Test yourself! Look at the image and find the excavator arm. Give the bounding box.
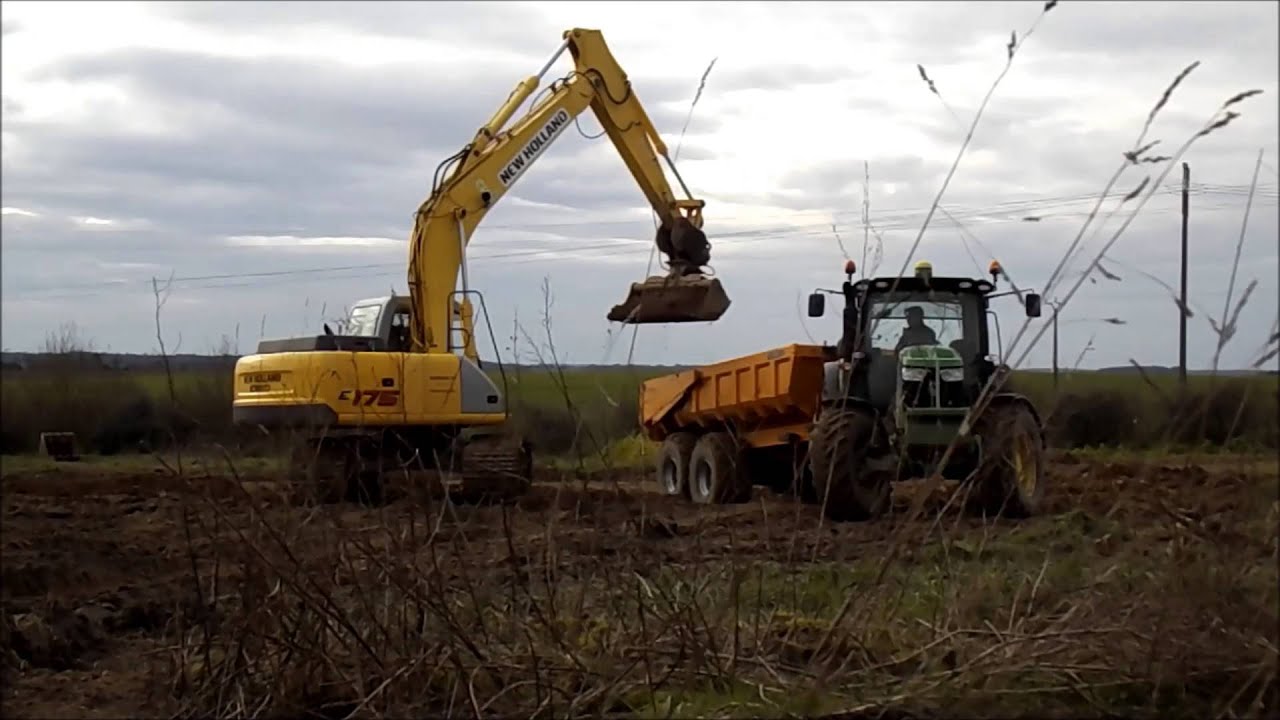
[407,28,731,355]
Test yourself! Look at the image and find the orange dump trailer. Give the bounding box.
[639,343,834,504]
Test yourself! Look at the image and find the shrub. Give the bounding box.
[1160,379,1279,448]
[2,363,1275,457]
[1046,390,1144,448]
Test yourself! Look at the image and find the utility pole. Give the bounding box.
[1052,303,1060,390]
[1179,162,1189,390]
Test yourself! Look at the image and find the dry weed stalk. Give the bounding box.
[122,6,1275,720]
[803,4,1270,712]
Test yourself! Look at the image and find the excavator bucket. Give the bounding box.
[608,274,731,324]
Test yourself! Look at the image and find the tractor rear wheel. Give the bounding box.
[655,432,697,498]
[966,402,1045,518]
[688,432,751,505]
[807,407,891,522]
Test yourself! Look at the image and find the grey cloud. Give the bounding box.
[4,44,710,246]
[38,44,714,150]
[137,2,721,124]
[36,48,531,163]
[670,143,716,162]
[788,69,1277,223]
[4,125,379,241]
[502,132,714,216]
[1030,1,1277,63]
[712,64,855,93]
[887,1,1275,66]
[0,212,404,293]
[777,155,940,206]
[149,0,561,48]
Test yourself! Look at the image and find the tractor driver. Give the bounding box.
[895,305,938,351]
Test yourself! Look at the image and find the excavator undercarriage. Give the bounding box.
[288,427,534,505]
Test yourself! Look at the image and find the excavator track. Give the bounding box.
[450,434,535,500]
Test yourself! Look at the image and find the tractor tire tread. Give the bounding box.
[967,402,1045,518]
[808,407,891,522]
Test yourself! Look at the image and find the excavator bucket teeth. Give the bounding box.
[608,274,731,324]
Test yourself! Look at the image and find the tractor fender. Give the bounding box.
[821,359,876,407]
[821,360,846,402]
[985,393,1046,446]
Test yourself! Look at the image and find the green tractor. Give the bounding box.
[804,259,1046,522]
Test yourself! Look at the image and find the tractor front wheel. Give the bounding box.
[807,408,891,522]
[967,402,1045,518]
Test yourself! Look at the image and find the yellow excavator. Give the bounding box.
[231,28,731,503]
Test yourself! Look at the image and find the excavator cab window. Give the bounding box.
[346,304,382,338]
[388,309,411,351]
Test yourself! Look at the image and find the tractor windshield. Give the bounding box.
[862,291,982,359]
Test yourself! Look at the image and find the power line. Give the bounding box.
[12,195,1268,300]
[9,198,1265,303]
[10,183,1264,298]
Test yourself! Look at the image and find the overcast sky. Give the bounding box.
[2,0,1277,370]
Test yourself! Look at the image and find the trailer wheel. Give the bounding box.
[965,402,1044,518]
[808,408,890,521]
[689,432,751,505]
[655,432,697,498]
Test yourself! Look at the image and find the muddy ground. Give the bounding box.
[1,450,1276,719]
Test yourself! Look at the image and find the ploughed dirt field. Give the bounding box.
[2,450,1276,719]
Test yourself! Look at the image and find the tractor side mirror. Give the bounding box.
[807,292,826,318]
[1024,292,1042,318]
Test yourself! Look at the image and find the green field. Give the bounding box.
[1,357,1276,457]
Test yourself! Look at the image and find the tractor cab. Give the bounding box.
[808,259,1041,411]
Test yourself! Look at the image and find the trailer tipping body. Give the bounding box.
[639,343,831,450]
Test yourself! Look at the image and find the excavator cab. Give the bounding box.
[607,217,731,324]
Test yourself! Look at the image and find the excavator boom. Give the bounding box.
[407,28,730,353]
